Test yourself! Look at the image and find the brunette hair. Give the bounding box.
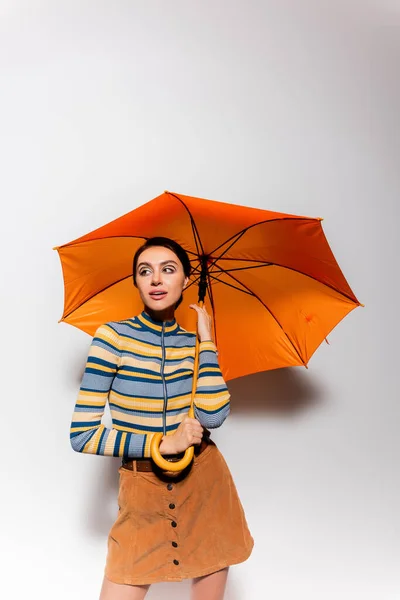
[132,237,192,309]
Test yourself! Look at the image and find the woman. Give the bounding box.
[70,236,254,600]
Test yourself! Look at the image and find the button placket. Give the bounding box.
[166,482,180,567]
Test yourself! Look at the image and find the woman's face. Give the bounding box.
[135,246,189,313]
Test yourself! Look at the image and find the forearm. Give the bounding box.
[194,340,231,428]
[70,421,156,458]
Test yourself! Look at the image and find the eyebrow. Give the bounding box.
[137,260,179,268]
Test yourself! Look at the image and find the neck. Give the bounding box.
[143,306,176,323]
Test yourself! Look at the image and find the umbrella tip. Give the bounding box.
[318,217,324,221]
[52,246,58,251]
[164,190,169,194]
[359,303,365,307]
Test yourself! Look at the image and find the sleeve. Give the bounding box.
[69,323,156,458]
[193,340,231,428]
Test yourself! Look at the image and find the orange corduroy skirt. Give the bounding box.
[104,441,254,585]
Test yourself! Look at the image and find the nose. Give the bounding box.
[151,269,162,285]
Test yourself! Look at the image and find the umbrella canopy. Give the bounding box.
[54,191,362,381]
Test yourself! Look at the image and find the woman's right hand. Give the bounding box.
[159,416,203,455]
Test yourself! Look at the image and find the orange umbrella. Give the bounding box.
[54,190,362,383]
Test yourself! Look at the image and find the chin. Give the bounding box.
[146,298,178,312]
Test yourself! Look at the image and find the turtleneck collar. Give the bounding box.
[136,310,179,335]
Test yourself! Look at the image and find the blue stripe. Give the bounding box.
[115,374,193,386]
[113,419,178,433]
[85,368,115,377]
[109,402,190,416]
[114,431,122,456]
[123,433,130,457]
[119,365,161,375]
[119,366,193,376]
[78,387,108,394]
[87,356,117,369]
[74,404,105,410]
[71,420,101,427]
[116,373,162,383]
[198,369,221,378]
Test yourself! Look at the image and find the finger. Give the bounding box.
[185,417,201,426]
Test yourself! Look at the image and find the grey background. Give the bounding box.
[0,1,398,598]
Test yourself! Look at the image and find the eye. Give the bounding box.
[138,268,151,276]
[163,266,176,273]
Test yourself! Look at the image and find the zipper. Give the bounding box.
[161,322,168,437]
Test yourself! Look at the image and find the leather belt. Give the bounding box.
[121,437,211,473]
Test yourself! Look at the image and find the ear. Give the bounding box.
[183,276,189,290]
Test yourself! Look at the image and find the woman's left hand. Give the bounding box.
[189,303,213,342]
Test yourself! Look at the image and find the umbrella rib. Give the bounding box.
[209,216,314,256]
[218,258,358,304]
[210,263,273,273]
[62,273,133,320]
[58,234,148,249]
[216,265,307,366]
[166,192,205,257]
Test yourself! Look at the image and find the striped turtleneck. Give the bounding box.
[70,310,230,458]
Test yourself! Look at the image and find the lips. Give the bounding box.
[149,291,168,300]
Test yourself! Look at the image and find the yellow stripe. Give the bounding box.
[121,338,162,357]
[120,431,127,453]
[143,433,154,457]
[195,397,230,411]
[195,390,230,403]
[76,390,107,399]
[117,368,193,381]
[118,369,161,380]
[165,370,193,381]
[75,397,107,406]
[86,364,115,374]
[110,389,192,410]
[104,432,117,455]
[109,393,164,412]
[70,425,96,433]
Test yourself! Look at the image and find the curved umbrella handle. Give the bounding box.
[150,431,195,472]
[150,405,196,471]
